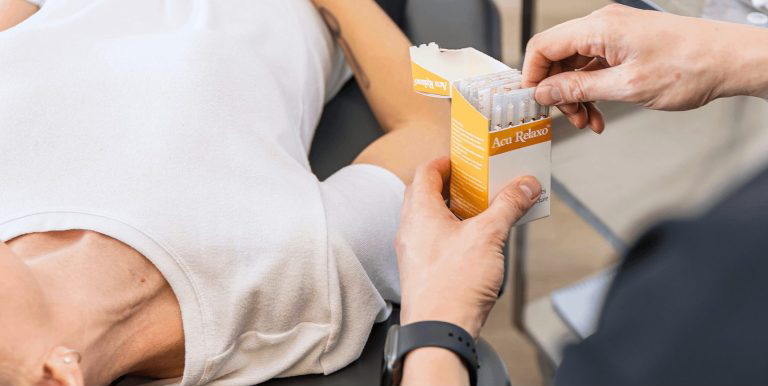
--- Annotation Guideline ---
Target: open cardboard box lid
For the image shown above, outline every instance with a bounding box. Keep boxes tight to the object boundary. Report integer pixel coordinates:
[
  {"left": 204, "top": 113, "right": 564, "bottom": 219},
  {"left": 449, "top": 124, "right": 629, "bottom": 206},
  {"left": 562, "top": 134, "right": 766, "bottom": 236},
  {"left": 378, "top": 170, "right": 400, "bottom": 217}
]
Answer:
[{"left": 409, "top": 43, "right": 511, "bottom": 98}]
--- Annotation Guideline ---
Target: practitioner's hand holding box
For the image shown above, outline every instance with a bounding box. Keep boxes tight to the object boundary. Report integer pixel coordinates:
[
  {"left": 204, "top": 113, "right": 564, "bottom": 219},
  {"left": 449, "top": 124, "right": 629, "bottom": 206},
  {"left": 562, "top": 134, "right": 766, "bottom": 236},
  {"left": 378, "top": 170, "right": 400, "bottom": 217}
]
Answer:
[{"left": 410, "top": 43, "right": 551, "bottom": 225}]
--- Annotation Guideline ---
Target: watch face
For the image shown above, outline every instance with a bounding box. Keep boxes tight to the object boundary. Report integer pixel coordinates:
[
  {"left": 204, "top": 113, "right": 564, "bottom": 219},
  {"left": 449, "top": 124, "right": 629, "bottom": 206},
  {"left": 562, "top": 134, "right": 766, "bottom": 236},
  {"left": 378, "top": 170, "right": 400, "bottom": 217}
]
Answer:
[
  {"left": 381, "top": 324, "right": 402, "bottom": 386},
  {"left": 383, "top": 324, "right": 400, "bottom": 371}
]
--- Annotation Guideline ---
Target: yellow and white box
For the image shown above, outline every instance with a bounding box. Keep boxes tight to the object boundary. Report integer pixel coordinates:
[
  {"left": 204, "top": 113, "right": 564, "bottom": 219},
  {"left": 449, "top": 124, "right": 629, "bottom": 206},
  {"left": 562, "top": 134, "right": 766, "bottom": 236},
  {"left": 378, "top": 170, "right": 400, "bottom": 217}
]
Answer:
[{"left": 410, "top": 43, "right": 551, "bottom": 225}]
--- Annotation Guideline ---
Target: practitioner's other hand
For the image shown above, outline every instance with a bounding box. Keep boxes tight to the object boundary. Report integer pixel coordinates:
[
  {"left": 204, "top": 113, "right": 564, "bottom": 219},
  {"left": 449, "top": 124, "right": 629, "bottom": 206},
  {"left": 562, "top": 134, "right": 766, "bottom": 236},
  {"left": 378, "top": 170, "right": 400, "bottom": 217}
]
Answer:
[
  {"left": 523, "top": 4, "right": 768, "bottom": 133},
  {"left": 396, "top": 157, "right": 540, "bottom": 338}
]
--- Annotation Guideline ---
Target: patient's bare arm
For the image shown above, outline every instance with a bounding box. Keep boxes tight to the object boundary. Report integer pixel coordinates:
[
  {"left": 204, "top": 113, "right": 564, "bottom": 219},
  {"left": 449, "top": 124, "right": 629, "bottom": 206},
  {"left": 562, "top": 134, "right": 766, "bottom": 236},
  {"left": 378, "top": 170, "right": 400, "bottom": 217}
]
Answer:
[
  {"left": 311, "top": 0, "right": 450, "bottom": 184},
  {"left": 0, "top": 0, "right": 38, "bottom": 31}
]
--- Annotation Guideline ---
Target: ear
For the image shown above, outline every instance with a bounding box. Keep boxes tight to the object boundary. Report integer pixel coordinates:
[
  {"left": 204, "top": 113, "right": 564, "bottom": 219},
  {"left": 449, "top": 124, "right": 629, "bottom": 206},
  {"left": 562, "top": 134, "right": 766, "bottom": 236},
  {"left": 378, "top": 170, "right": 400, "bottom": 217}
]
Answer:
[{"left": 39, "top": 347, "right": 84, "bottom": 386}]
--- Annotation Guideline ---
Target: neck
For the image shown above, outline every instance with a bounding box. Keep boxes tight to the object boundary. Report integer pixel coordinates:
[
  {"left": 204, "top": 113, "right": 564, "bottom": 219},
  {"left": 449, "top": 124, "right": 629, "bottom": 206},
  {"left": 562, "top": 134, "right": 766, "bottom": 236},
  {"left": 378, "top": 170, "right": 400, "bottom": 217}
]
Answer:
[{"left": 15, "top": 231, "right": 184, "bottom": 385}]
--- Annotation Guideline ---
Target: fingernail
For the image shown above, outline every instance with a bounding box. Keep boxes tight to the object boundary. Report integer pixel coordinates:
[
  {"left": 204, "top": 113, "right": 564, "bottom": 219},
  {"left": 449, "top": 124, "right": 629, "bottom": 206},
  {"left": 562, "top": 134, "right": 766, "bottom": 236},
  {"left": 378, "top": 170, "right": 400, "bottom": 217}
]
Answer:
[
  {"left": 549, "top": 86, "right": 562, "bottom": 104},
  {"left": 536, "top": 85, "right": 561, "bottom": 105},
  {"left": 519, "top": 184, "right": 533, "bottom": 199},
  {"left": 519, "top": 177, "right": 541, "bottom": 199}
]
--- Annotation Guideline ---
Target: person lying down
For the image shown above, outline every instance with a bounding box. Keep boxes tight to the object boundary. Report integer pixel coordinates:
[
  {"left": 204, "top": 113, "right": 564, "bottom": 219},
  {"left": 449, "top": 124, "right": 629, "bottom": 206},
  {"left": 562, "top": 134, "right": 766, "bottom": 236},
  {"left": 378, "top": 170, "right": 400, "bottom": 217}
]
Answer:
[{"left": 0, "top": 0, "right": 450, "bottom": 384}]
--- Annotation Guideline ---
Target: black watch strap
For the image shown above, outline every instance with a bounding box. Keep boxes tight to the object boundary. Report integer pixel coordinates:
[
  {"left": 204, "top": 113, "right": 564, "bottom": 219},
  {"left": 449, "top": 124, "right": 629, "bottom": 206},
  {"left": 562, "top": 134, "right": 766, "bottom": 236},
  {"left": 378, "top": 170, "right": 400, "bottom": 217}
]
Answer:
[{"left": 398, "top": 321, "right": 479, "bottom": 386}]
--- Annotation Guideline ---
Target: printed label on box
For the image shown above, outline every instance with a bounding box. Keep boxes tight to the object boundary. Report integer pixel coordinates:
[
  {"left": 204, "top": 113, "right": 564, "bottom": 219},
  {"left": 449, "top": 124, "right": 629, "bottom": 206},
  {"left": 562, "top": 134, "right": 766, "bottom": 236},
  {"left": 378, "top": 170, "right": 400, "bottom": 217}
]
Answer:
[{"left": 410, "top": 44, "right": 551, "bottom": 225}]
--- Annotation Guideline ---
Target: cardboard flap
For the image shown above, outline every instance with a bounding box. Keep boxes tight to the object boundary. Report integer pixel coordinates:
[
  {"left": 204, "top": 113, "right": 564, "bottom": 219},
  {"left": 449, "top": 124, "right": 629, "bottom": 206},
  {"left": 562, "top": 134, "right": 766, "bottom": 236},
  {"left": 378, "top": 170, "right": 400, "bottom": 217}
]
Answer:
[{"left": 410, "top": 43, "right": 511, "bottom": 98}]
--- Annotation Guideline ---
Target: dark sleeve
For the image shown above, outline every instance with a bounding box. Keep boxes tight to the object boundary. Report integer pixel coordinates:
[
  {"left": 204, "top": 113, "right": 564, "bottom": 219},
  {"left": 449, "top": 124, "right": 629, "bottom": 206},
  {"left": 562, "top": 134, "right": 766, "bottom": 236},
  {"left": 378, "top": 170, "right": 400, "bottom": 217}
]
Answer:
[{"left": 555, "top": 167, "right": 768, "bottom": 386}]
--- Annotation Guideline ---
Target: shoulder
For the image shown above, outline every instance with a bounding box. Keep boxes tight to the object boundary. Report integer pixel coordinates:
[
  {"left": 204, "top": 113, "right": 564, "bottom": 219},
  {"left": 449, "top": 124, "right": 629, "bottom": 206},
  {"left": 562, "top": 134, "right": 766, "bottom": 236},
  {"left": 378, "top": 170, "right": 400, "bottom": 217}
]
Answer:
[{"left": 1, "top": 0, "right": 40, "bottom": 31}]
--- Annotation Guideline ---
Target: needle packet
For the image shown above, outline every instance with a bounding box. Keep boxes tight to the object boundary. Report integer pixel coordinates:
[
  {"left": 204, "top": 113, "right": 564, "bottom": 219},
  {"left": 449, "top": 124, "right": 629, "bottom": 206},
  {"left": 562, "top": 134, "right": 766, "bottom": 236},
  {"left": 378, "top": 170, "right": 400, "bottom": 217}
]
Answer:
[{"left": 410, "top": 43, "right": 551, "bottom": 224}]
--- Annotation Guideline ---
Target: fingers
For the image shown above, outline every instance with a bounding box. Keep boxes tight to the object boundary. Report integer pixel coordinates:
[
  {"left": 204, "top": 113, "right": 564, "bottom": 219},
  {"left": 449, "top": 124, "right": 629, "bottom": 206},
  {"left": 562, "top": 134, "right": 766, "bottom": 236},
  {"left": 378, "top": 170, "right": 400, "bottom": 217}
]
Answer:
[
  {"left": 557, "top": 102, "right": 588, "bottom": 129},
  {"left": 522, "top": 4, "right": 638, "bottom": 87},
  {"left": 522, "top": 16, "right": 608, "bottom": 88},
  {"left": 523, "top": 4, "right": 637, "bottom": 108},
  {"left": 585, "top": 102, "right": 605, "bottom": 133},
  {"left": 404, "top": 156, "right": 452, "bottom": 213},
  {"left": 580, "top": 57, "right": 609, "bottom": 72},
  {"left": 558, "top": 101, "right": 605, "bottom": 132},
  {"left": 534, "top": 67, "right": 625, "bottom": 106},
  {"left": 474, "top": 176, "right": 541, "bottom": 233},
  {"left": 412, "top": 156, "right": 450, "bottom": 192}
]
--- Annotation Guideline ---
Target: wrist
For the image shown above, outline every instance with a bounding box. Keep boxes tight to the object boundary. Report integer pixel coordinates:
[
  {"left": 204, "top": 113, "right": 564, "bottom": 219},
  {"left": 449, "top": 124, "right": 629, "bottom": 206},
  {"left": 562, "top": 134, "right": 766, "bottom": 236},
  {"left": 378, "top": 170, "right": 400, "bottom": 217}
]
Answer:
[
  {"left": 401, "top": 301, "right": 483, "bottom": 338},
  {"left": 401, "top": 347, "right": 469, "bottom": 386},
  {"left": 720, "top": 26, "right": 768, "bottom": 99}
]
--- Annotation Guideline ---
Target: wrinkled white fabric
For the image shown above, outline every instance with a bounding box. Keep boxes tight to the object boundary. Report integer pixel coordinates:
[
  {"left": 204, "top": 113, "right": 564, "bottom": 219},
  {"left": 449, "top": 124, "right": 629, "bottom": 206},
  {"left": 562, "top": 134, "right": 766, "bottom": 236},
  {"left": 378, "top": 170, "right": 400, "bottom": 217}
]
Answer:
[{"left": 0, "top": 1, "right": 403, "bottom": 384}]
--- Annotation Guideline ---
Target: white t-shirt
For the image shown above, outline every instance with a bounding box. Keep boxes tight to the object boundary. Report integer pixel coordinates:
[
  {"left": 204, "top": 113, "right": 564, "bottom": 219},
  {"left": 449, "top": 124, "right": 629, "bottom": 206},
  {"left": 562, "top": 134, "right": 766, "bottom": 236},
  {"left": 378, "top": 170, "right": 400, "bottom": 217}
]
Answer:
[{"left": 0, "top": 1, "right": 403, "bottom": 385}]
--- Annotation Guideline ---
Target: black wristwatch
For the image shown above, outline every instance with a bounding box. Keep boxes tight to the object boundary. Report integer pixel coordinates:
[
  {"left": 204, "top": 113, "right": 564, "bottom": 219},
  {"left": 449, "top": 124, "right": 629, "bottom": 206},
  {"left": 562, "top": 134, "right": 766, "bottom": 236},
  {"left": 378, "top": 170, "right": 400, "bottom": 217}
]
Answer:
[{"left": 380, "top": 321, "right": 479, "bottom": 386}]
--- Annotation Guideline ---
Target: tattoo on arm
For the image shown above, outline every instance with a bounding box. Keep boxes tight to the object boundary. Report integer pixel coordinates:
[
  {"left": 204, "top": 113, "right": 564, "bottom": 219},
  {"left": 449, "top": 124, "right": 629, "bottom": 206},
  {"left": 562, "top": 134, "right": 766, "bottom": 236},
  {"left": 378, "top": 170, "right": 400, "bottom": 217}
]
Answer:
[{"left": 319, "top": 7, "right": 371, "bottom": 90}]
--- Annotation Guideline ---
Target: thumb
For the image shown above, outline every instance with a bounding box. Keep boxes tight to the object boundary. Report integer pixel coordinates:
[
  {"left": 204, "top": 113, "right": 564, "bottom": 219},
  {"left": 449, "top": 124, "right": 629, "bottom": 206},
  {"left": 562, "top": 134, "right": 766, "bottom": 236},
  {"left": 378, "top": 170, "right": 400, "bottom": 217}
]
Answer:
[
  {"left": 534, "top": 66, "right": 625, "bottom": 105},
  {"left": 476, "top": 176, "right": 541, "bottom": 232}
]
